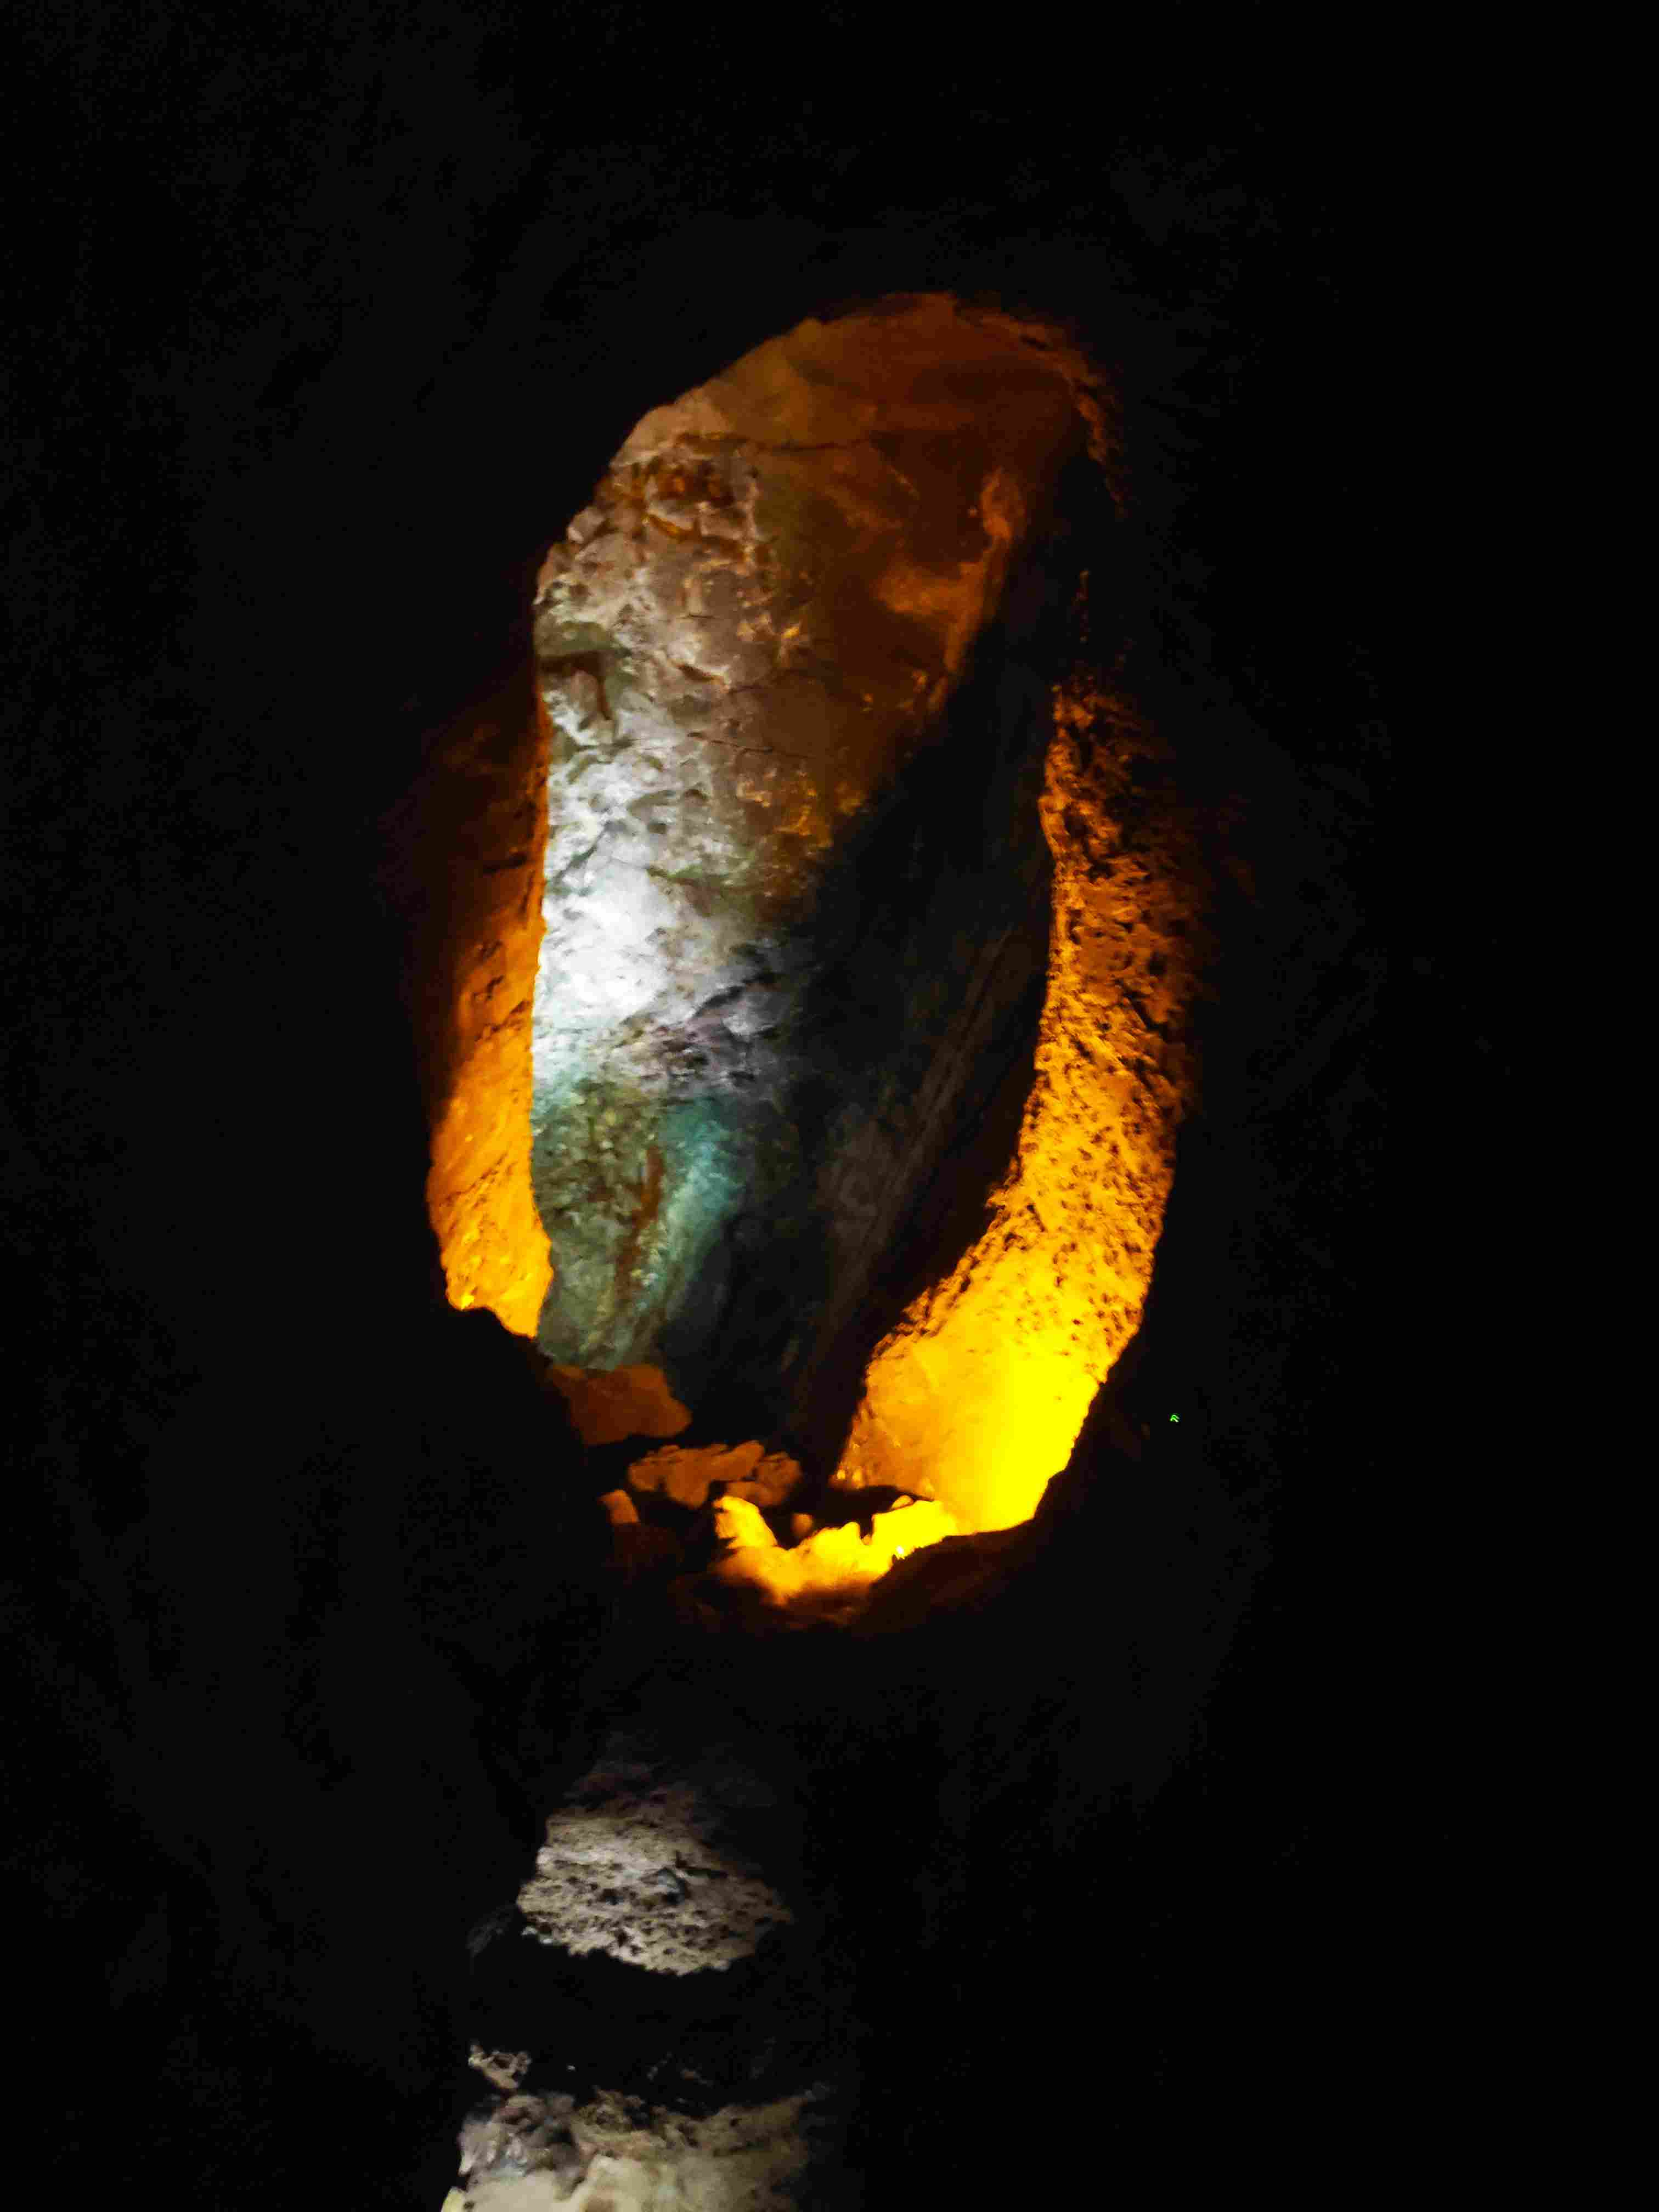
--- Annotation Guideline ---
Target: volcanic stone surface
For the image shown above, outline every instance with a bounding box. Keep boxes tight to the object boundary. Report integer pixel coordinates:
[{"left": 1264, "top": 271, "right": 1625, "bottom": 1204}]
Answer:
[
  {"left": 444, "top": 2086, "right": 832, "bottom": 2211},
  {"left": 382, "top": 665, "right": 556, "bottom": 1335},
  {"left": 448, "top": 1712, "right": 855, "bottom": 2209},
  {"left": 830, "top": 669, "right": 1211, "bottom": 1523},
  {"left": 518, "top": 1731, "right": 794, "bottom": 1976},
  {"left": 398, "top": 293, "right": 1209, "bottom": 1535},
  {"left": 527, "top": 298, "right": 1088, "bottom": 1404}
]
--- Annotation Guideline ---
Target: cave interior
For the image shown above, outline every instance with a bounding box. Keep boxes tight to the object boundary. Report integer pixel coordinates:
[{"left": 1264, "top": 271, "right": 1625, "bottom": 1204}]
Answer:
[{"left": 4, "top": 19, "right": 1391, "bottom": 2208}]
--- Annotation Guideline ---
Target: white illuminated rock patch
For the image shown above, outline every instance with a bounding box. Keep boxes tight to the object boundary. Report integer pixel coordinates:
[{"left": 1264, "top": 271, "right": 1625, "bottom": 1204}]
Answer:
[
  {"left": 526, "top": 298, "right": 1086, "bottom": 1389},
  {"left": 519, "top": 1735, "right": 792, "bottom": 1976},
  {"left": 443, "top": 2085, "right": 828, "bottom": 2211}
]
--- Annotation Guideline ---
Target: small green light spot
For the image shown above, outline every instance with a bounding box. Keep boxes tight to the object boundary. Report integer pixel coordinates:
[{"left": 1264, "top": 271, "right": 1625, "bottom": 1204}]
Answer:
[{"left": 1169, "top": 1413, "right": 1180, "bottom": 1423}]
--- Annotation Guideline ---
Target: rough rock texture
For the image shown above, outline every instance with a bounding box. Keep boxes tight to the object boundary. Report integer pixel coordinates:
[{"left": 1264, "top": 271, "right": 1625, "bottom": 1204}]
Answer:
[
  {"left": 444, "top": 2086, "right": 830, "bottom": 2210},
  {"left": 544, "top": 1363, "right": 692, "bottom": 1447},
  {"left": 528, "top": 298, "right": 1091, "bottom": 1398},
  {"left": 628, "top": 1440, "right": 802, "bottom": 1512},
  {"left": 449, "top": 2088, "right": 832, "bottom": 2212},
  {"left": 721, "top": 1455, "right": 804, "bottom": 1510},
  {"left": 684, "top": 1492, "right": 961, "bottom": 1632},
  {"left": 447, "top": 1635, "right": 865, "bottom": 2211},
  {"left": 385, "top": 293, "right": 1198, "bottom": 1538},
  {"left": 519, "top": 1733, "right": 793, "bottom": 1975},
  {"left": 628, "top": 1439, "right": 764, "bottom": 1509},
  {"left": 381, "top": 668, "right": 555, "bottom": 1335},
  {"left": 831, "top": 654, "right": 1211, "bottom": 1526}
]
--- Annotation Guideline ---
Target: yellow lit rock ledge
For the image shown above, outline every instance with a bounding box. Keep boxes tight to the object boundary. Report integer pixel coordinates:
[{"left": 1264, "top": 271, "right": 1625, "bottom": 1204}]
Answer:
[{"left": 834, "top": 661, "right": 1209, "bottom": 1532}]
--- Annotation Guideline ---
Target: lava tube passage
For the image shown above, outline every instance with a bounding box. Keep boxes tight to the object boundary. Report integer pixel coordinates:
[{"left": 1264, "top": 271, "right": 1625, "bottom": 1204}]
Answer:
[{"left": 423, "top": 294, "right": 1206, "bottom": 1622}]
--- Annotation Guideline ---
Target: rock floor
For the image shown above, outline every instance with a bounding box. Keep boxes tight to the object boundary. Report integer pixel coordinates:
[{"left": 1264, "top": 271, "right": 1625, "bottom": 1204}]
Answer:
[{"left": 441, "top": 1644, "right": 861, "bottom": 2211}]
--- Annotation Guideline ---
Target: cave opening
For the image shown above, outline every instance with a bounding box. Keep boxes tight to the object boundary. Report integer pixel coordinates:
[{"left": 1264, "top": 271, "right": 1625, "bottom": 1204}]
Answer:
[
  {"left": 415, "top": 292, "right": 1211, "bottom": 1633},
  {"left": 400, "top": 289, "right": 1224, "bottom": 2203},
  {"left": 116, "top": 233, "right": 1330, "bottom": 2187}
]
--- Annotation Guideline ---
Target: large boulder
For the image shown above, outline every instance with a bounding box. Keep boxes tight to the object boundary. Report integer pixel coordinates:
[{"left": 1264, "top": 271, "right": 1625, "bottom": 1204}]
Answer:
[{"left": 527, "top": 300, "right": 1091, "bottom": 1411}]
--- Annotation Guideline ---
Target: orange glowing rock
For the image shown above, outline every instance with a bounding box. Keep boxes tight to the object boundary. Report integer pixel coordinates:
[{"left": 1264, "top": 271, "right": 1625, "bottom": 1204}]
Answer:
[
  {"left": 389, "top": 300, "right": 1209, "bottom": 1598},
  {"left": 545, "top": 1363, "right": 692, "bottom": 1447},
  {"left": 697, "top": 1493, "right": 963, "bottom": 1623},
  {"left": 721, "top": 1452, "right": 804, "bottom": 1509},
  {"left": 710, "top": 1494, "right": 776, "bottom": 1550},
  {"left": 381, "top": 671, "right": 556, "bottom": 1340},
  {"left": 629, "top": 1439, "right": 764, "bottom": 1510},
  {"left": 834, "top": 667, "right": 1209, "bottom": 1532}
]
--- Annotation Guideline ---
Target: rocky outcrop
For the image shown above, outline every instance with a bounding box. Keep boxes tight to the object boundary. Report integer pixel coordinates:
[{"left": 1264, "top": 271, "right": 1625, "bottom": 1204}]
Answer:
[
  {"left": 518, "top": 1731, "right": 793, "bottom": 1976},
  {"left": 381, "top": 667, "right": 555, "bottom": 1336},
  {"left": 527, "top": 298, "right": 1093, "bottom": 1406},
  {"left": 830, "top": 661, "right": 1212, "bottom": 1525},
  {"left": 391, "top": 292, "right": 1211, "bottom": 1547},
  {"left": 445, "top": 2085, "right": 828, "bottom": 2210},
  {"left": 387, "top": 294, "right": 1209, "bottom": 1542},
  {"left": 541, "top": 1361, "right": 691, "bottom": 1447},
  {"left": 627, "top": 1440, "right": 803, "bottom": 1512},
  {"left": 449, "top": 1717, "right": 853, "bottom": 2208}
]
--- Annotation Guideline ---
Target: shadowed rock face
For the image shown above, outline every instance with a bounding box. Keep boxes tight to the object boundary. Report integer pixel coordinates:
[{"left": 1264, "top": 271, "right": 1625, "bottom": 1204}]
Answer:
[
  {"left": 382, "top": 667, "right": 556, "bottom": 1339},
  {"left": 527, "top": 298, "right": 1090, "bottom": 1407}
]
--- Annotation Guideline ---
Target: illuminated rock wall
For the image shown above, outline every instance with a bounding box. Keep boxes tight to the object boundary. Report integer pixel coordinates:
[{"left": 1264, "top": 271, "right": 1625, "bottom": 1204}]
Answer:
[
  {"left": 528, "top": 298, "right": 1091, "bottom": 1392},
  {"left": 833, "top": 661, "right": 1210, "bottom": 1530},
  {"left": 393, "top": 295, "right": 1206, "bottom": 1542},
  {"left": 383, "top": 668, "right": 555, "bottom": 1336}
]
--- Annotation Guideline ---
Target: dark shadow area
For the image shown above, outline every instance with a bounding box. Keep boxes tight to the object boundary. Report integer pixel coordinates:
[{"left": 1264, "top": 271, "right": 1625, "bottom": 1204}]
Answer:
[{"left": 471, "top": 1912, "right": 847, "bottom": 2119}]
